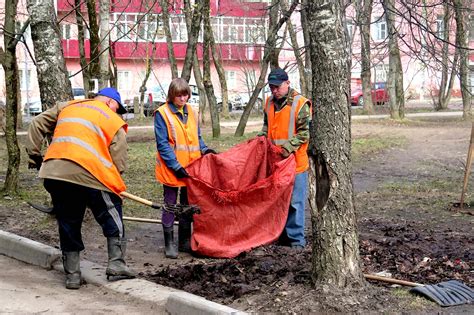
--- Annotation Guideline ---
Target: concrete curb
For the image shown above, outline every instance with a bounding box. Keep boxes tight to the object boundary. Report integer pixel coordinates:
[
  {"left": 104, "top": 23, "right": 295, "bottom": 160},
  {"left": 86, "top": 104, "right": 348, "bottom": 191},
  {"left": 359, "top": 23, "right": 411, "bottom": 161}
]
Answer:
[{"left": 0, "top": 230, "right": 245, "bottom": 315}]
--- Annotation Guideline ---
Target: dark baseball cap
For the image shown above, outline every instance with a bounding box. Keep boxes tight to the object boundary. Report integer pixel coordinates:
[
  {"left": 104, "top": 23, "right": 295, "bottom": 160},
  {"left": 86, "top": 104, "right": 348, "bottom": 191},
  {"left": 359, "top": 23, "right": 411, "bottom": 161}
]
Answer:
[
  {"left": 97, "top": 87, "right": 126, "bottom": 114},
  {"left": 267, "top": 68, "right": 289, "bottom": 86}
]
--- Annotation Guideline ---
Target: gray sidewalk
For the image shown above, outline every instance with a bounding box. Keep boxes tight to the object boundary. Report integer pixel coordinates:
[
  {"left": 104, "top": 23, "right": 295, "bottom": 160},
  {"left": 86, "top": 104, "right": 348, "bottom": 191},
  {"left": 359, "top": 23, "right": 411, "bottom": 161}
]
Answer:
[{"left": 0, "top": 230, "right": 245, "bottom": 315}]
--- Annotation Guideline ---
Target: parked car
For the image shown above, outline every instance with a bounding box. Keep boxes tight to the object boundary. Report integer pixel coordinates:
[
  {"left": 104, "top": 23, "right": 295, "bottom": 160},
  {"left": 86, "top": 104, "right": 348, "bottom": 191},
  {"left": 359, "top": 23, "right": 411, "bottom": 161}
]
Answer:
[
  {"left": 24, "top": 98, "right": 43, "bottom": 116},
  {"left": 72, "top": 87, "right": 86, "bottom": 100},
  {"left": 143, "top": 84, "right": 169, "bottom": 116},
  {"left": 230, "top": 94, "right": 263, "bottom": 113},
  {"left": 350, "top": 82, "right": 388, "bottom": 106}
]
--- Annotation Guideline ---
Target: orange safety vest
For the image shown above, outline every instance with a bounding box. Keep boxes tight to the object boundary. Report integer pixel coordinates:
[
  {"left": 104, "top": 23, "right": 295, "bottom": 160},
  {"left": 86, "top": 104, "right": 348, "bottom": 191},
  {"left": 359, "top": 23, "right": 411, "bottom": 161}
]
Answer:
[
  {"left": 155, "top": 103, "right": 201, "bottom": 187},
  {"left": 44, "top": 99, "right": 128, "bottom": 195},
  {"left": 265, "top": 92, "right": 311, "bottom": 173}
]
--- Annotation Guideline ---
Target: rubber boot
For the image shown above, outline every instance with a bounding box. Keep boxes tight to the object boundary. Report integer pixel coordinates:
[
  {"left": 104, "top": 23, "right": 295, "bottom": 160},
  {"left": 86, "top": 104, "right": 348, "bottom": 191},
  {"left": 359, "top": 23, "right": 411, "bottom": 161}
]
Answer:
[
  {"left": 62, "top": 251, "right": 81, "bottom": 289},
  {"left": 178, "top": 221, "right": 192, "bottom": 253},
  {"left": 163, "top": 225, "right": 178, "bottom": 259},
  {"left": 106, "top": 237, "right": 136, "bottom": 280}
]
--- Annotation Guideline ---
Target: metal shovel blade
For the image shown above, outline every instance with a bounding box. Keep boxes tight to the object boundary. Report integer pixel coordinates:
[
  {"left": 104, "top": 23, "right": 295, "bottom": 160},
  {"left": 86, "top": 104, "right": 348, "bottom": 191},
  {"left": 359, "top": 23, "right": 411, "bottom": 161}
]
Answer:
[{"left": 410, "top": 280, "right": 474, "bottom": 307}]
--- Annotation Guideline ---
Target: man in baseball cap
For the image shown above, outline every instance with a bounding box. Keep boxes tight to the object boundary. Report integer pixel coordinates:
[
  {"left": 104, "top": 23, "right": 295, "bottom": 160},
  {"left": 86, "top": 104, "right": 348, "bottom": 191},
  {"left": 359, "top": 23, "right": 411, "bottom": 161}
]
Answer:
[{"left": 97, "top": 87, "right": 127, "bottom": 115}]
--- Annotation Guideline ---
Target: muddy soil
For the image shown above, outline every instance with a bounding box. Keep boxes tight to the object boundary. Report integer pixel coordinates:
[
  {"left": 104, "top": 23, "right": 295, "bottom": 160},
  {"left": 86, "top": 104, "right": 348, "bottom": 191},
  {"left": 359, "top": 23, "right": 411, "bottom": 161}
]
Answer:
[{"left": 1, "top": 118, "right": 473, "bottom": 313}]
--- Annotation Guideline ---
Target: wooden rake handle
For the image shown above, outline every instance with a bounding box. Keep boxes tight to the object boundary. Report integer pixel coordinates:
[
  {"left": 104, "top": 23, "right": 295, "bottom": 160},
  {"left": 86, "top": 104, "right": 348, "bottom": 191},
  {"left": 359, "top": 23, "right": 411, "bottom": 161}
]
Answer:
[
  {"left": 364, "top": 274, "right": 423, "bottom": 287},
  {"left": 120, "top": 191, "right": 161, "bottom": 209}
]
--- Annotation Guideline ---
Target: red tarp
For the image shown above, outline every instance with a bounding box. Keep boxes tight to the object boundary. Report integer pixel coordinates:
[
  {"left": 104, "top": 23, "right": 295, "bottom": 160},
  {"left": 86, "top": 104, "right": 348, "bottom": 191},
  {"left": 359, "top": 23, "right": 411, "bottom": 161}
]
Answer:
[{"left": 185, "top": 137, "right": 296, "bottom": 258}]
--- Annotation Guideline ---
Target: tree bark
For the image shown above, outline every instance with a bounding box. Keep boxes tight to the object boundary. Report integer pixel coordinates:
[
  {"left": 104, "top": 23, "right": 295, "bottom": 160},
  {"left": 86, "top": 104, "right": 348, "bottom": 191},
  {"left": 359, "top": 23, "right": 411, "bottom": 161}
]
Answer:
[
  {"left": 453, "top": 0, "right": 471, "bottom": 119},
  {"left": 2, "top": 0, "right": 21, "bottom": 194},
  {"left": 74, "top": 0, "right": 90, "bottom": 94},
  {"left": 160, "top": 0, "right": 178, "bottom": 79},
  {"left": 268, "top": 0, "right": 282, "bottom": 69},
  {"left": 181, "top": 0, "right": 203, "bottom": 82},
  {"left": 202, "top": 0, "right": 220, "bottom": 138},
  {"left": 234, "top": 0, "right": 298, "bottom": 137},
  {"left": 26, "top": 0, "right": 72, "bottom": 108},
  {"left": 384, "top": 0, "right": 405, "bottom": 119},
  {"left": 99, "top": 0, "right": 111, "bottom": 89},
  {"left": 306, "top": 0, "right": 365, "bottom": 288},
  {"left": 86, "top": 0, "right": 101, "bottom": 94},
  {"left": 360, "top": 0, "right": 374, "bottom": 113}
]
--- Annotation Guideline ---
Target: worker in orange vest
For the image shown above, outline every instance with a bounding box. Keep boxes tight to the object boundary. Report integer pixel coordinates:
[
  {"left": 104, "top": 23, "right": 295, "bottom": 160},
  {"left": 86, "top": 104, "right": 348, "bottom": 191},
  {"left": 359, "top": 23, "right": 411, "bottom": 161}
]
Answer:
[
  {"left": 26, "top": 87, "right": 135, "bottom": 289},
  {"left": 154, "top": 78, "right": 216, "bottom": 259},
  {"left": 260, "top": 68, "right": 312, "bottom": 250}
]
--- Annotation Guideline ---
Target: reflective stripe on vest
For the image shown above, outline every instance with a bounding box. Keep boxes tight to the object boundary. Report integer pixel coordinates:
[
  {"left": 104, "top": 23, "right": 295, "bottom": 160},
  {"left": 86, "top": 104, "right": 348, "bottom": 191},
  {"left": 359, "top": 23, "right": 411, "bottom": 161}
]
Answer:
[
  {"left": 266, "top": 93, "right": 309, "bottom": 173},
  {"left": 155, "top": 103, "right": 201, "bottom": 187},
  {"left": 44, "top": 100, "right": 127, "bottom": 195}
]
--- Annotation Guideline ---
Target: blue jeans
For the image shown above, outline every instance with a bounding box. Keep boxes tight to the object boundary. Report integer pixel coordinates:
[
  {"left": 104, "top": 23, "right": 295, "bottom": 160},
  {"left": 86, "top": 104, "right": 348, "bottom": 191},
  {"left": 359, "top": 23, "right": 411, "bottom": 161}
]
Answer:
[{"left": 284, "top": 171, "right": 308, "bottom": 247}]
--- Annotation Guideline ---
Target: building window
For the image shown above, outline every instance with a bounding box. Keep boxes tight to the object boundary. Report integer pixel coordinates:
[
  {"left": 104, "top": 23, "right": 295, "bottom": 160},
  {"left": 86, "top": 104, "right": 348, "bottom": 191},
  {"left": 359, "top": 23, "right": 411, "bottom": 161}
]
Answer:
[
  {"left": 61, "top": 24, "right": 71, "bottom": 39},
  {"left": 225, "top": 71, "right": 236, "bottom": 89},
  {"left": 374, "top": 64, "right": 389, "bottom": 82},
  {"left": 18, "top": 69, "right": 32, "bottom": 91},
  {"left": 117, "top": 71, "right": 131, "bottom": 92},
  {"left": 435, "top": 15, "right": 444, "bottom": 39},
  {"left": 345, "top": 20, "right": 354, "bottom": 40},
  {"left": 469, "top": 15, "right": 474, "bottom": 41},
  {"left": 372, "top": 16, "right": 387, "bottom": 41}
]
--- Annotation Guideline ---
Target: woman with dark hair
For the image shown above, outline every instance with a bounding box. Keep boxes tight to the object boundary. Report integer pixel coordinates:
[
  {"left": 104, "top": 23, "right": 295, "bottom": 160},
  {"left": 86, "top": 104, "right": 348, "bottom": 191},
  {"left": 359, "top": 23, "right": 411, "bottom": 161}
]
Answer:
[{"left": 153, "top": 78, "right": 216, "bottom": 258}]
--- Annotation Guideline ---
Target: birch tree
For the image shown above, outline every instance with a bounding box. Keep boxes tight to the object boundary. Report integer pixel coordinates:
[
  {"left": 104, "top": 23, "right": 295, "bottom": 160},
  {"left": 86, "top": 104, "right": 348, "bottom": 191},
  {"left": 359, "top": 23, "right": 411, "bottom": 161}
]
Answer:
[
  {"left": 26, "top": 0, "right": 72, "bottom": 108},
  {"left": 306, "top": 0, "right": 365, "bottom": 287},
  {"left": 360, "top": 0, "right": 374, "bottom": 113}
]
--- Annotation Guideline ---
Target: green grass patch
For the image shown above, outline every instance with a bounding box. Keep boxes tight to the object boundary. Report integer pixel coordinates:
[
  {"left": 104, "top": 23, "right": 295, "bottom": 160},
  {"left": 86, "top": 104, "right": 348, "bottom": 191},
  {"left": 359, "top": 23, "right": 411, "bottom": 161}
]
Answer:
[{"left": 352, "top": 135, "right": 407, "bottom": 162}]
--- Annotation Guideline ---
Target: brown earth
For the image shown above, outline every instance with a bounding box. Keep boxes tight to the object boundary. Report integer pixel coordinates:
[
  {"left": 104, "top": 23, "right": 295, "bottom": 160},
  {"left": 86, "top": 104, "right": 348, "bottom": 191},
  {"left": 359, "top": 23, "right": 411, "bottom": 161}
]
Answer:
[{"left": 1, "top": 117, "right": 473, "bottom": 313}]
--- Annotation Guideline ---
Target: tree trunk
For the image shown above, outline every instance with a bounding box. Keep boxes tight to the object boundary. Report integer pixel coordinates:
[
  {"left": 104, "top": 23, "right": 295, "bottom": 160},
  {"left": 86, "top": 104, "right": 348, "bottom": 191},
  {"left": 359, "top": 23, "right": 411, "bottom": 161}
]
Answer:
[
  {"left": 26, "top": 0, "right": 72, "bottom": 108},
  {"left": 181, "top": 0, "right": 203, "bottom": 82},
  {"left": 86, "top": 0, "right": 101, "bottom": 94},
  {"left": 269, "top": 0, "right": 282, "bottom": 69},
  {"left": 74, "top": 0, "right": 90, "bottom": 94},
  {"left": 300, "top": 0, "right": 312, "bottom": 100},
  {"left": 384, "top": 0, "right": 405, "bottom": 119},
  {"left": 2, "top": 0, "right": 21, "bottom": 194},
  {"left": 360, "top": 0, "right": 374, "bottom": 113},
  {"left": 98, "top": 0, "right": 110, "bottom": 89},
  {"left": 306, "top": 0, "right": 365, "bottom": 288},
  {"left": 282, "top": 0, "right": 308, "bottom": 96},
  {"left": 234, "top": 0, "right": 298, "bottom": 137},
  {"left": 453, "top": 0, "right": 471, "bottom": 119},
  {"left": 202, "top": 0, "right": 220, "bottom": 138},
  {"left": 436, "top": 3, "right": 454, "bottom": 111},
  {"left": 160, "top": 0, "right": 178, "bottom": 79}
]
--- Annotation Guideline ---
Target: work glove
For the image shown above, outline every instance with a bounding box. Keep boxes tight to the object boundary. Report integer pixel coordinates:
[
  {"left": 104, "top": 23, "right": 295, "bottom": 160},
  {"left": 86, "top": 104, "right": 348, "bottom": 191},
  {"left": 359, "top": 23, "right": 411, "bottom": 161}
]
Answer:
[
  {"left": 281, "top": 148, "right": 292, "bottom": 158},
  {"left": 28, "top": 155, "right": 43, "bottom": 171},
  {"left": 174, "top": 167, "right": 189, "bottom": 178},
  {"left": 203, "top": 148, "right": 217, "bottom": 155}
]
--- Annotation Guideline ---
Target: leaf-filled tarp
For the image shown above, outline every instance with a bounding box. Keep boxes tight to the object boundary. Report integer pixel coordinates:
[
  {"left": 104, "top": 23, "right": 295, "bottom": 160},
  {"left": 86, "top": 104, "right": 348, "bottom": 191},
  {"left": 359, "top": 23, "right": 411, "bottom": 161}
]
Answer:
[{"left": 185, "top": 136, "right": 296, "bottom": 258}]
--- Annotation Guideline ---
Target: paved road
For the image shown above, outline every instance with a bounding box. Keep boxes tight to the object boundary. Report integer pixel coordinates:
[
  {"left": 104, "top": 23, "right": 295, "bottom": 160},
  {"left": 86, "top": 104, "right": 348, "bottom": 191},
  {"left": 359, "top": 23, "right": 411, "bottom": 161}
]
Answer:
[{"left": 0, "top": 254, "right": 160, "bottom": 314}]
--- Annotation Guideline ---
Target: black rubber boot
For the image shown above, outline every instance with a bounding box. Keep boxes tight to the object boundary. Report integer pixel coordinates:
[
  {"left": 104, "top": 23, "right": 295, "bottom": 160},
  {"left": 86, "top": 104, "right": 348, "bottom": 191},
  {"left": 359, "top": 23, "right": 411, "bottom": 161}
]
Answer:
[
  {"left": 163, "top": 225, "right": 178, "bottom": 259},
  {"left": 106, "top": 237, "right": 136, "bottom": 280},
  {"left": 178, "top": 221, "right": 192, "bottom": 253},
  {"left": 62, "top": 251, "right": 81, "bottom": 289}
]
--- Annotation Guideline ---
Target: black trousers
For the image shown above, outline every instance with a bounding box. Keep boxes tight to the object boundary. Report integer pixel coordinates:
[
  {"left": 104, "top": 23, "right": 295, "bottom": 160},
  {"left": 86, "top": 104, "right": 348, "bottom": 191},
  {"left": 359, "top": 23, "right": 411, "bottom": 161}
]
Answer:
[{"left": 44, "top": 179, "right": 124, "bottom": 252}]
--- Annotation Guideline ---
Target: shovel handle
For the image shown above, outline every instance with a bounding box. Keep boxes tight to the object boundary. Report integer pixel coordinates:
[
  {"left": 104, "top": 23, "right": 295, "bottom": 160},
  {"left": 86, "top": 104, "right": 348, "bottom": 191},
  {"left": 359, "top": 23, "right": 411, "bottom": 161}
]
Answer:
[
  {"left": 120, "top": 191, "right": 161, "bottom": 209},
  {"left": 364, "top": 274, "right": 423, "bottom": 287}
]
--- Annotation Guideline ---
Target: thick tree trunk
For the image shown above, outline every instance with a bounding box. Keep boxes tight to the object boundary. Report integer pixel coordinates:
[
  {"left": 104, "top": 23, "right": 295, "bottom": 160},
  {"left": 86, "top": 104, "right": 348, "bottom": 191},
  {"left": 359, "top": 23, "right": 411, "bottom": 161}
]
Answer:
[
  {"left": 384, "top": 0, "right": 405, "bottom": 119},
  {"left": 268, "top": 0, "right": 282, "bottom": 69},
  {"left": 202, "top": 0, "right": 220, "bottom": 138},
  {"left": 234, "top": 0, "right": 298, "bottom": 137},
  {"left": 74, "top": 0, "right": 90, "bottom": 94},
  {"left": 360, "top": 0, "right": 374, "bottom": 113},
  {"left": 453, "top": 0, "right": 471, "bottom": 119},
  {"left": 435, "top": 3, "right": 454, "bottom": 111},
  {"left": 99, "top": 0, "right": 110, "bottom": 89},
  {"left": 2, "top": 0, "right": 21, "bottom": 194},
  {"left": 306, "top": 0, "right": 365, "bottom": 288},
  {"left": 26, "top": 0, "right": 72, "bottom": 108},
  {"left": 160, "top": 0, "right": 178, "bottom": 79},
  {"left": 181, "top": 0, "right": 203, "bottom": 82}
]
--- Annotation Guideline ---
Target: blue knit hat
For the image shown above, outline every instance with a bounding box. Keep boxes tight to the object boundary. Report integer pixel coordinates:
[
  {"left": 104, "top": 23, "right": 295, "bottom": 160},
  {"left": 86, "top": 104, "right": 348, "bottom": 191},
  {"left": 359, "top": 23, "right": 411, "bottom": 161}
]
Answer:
[{"left": 97, "top": 87, "right": 126, "bottom": 114}]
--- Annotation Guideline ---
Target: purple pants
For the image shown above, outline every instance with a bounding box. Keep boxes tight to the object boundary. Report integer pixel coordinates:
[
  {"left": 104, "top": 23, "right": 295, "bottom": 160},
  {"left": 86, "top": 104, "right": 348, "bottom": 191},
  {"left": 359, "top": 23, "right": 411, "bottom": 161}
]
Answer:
[{"left": 162, "top": 185, "right": 188, "bottom": 227}]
